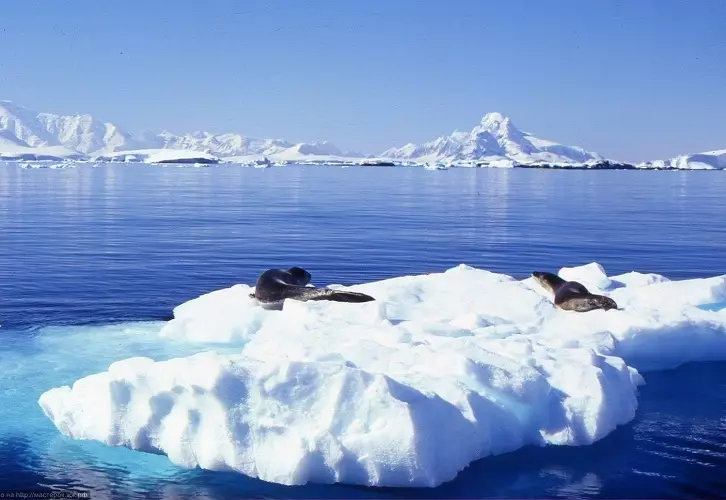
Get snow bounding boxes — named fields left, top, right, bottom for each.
left=90, top=148, right=220, bottom=164
left=1, top=100, right=140, bottom=154
left=638, top=149, right=726, bottom=170
left=381, top=112, right=604, bottom=165
left=0, top=143, right=84, bottom=161
left=0, top=100, right=357, bottom=160
left=2, top=100, right=725, bottom=170
left=145, top=149, right=219, bottom=164
left=222, top=152, right=366, bottom=166
left=38, top=263, right=726, bottom=488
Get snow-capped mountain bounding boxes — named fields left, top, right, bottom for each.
left=0, top=100, right=141, bottom=153
left=3, top=100, right=722, bottom=170
left=153, top=131, right=296, bottom=157
left=380, top=112, right=603, bottom=164
left=0, top=100, right=357, bottom=159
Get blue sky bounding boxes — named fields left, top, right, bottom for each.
left=1, top=0, right=724, bottom=162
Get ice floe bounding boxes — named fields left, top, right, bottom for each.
left=38, top=263, right=726, bottom=487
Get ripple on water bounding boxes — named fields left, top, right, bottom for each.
left=1, top=163, right=726, bottom=497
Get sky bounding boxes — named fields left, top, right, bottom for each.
left=0, top=0, right=724, bottom=162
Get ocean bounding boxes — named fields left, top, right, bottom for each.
left=1, top=162, right=725, bottom=498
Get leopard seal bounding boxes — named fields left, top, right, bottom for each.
left=531, top=271, right=617, bottom=312
left=249, top=267, right=375, bottom=310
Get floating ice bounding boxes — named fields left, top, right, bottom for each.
left=88, top=148, right=220, bottom=165
left=38, top=263, right=726, bottom=488
left=638, top=149, right=726, bottom=170
left=19, top=162, right=76, bottom=169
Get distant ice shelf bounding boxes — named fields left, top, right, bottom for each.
left=38, top=263, right=726, bottom=488
left=637, top=149, right=726, bottom=170
left=90, top=149, right=220, bottom=165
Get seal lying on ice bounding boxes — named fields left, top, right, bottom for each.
left=250, top=267, right=375, bottom=309
left=532, top=271, right=617, bottom=312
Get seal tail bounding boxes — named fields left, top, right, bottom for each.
left=284, top=286, right=375, bottom=303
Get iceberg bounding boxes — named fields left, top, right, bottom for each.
left=38, top=263, right=726, bottom=488
left=89, top=148, right=220, bottom=165
left=637, top=149, right=726, bottom=170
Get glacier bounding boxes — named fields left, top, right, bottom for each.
left=37, top=263, right=726, bottom=488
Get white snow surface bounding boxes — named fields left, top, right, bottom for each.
left=637, top=149, right=726, bottom=170
left=380, top=112, right=604, bottom=165
left=38, top=263, right=726, bottom=488
left=3, top=100, right=725, bottom=169
left=0, top=100, right=360, bottom=161
left=0, top=100, right=141, bottom=154
left=145, top=149, right=219, bottom=164
left=0, top=144, right=82, bottom=161
left=89, top=149, right=220, bottom=164
left=0, top=124, right=83, bottom=160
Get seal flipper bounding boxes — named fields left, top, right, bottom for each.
left=283, top=286, right=375, bottom=303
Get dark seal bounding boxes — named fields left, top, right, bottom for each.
left=249, top=267, right=375, bottom=310
left=531, top=271, right=617, bottom=312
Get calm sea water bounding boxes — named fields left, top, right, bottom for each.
left=1, top=162, right=725, bottom=499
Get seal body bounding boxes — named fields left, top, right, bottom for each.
left=250, top=267, right=375, bottom=310
left=531, top=271, right=617, bottom=312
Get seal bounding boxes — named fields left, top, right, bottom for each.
left=531, top=271, right=617, bottom=312
left=249, top=267, right=375, bottom=310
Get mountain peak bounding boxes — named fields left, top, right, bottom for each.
left=480, top=112, right=508, bottom=125
left=0, top=100, right=349, bottom=158
left=381, top=112, right=602, bottom=164
left=1, top=100, right=604, bottom=165
left=478, top=112, right=518, bottom=137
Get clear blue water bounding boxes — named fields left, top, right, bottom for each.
left=1, top=162, right=726, bottom=498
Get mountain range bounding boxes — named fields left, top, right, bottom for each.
left=1, top=100, right=603, bottom=164
left=1, top=100, right=723, bottom=169
left=0, top=100, right=363, bottom=161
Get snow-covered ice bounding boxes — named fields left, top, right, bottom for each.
left=38, top=263, right=726, bottom=488
left=637, top=149, right=726, bottom=170
left=145, top=149, right=219, bottom=164
left=90, top=148, right=220, bottom=164
left=0, top=140, right=84, bottom=162
left=19, top=161, right=77, bottom=169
